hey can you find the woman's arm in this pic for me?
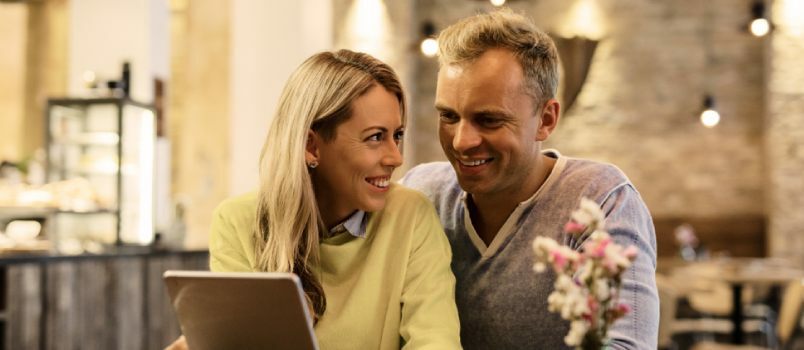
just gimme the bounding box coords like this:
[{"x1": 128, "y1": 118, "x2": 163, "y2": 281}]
[{"x1": 399, "y1": 200, "x2": 462, "y2": 349}]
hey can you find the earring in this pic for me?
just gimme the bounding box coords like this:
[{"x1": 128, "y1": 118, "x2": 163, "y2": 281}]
[{"x1": 307, "y1": 160, "x2": 319, "y2": 169}]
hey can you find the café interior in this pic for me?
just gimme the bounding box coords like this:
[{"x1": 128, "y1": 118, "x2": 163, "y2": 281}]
[{"x1": 0, "y1": 0, "x2": 803, "y2": 349}]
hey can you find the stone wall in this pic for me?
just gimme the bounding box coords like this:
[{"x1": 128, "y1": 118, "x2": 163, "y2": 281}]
[
  {"x1": 0, "y1": 4, "x2": 28, "y2": 161},
  {"x1": 169, "y1": 0, "x2": 231, "y2": 247},
  {"x1": 332, "y1": 0, "x2": 417, "y2": 175},
  {"x1": 0, "y1": 1, "x2": 67, "y2": 162},
  {"x1": 411, "y1": 0, "x2": 767, "y2": 219},
  {"x1": 766, "y1": 0, "x2": 804, "y2": 265}
]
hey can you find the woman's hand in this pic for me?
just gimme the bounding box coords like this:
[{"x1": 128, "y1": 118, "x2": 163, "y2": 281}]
[{"x1": 164, "y1": 335, "x2": 188, "y2": 350}]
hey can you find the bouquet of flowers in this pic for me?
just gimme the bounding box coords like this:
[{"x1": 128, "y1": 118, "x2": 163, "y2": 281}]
[{"x1": 532, "y1": 198, "x2": 638, "y2": 349}]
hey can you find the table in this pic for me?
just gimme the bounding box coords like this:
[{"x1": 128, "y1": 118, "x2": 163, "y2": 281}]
[{"x1": 670, "y1": 258, "x2": 804, "y2": 344}]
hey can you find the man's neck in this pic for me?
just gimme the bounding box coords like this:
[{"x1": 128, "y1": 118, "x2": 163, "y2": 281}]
[{"x1": 468, "y1": 155, "x2": 556, "y2": 245}]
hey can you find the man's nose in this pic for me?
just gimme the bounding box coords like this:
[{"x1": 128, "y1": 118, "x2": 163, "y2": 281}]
[{"x1": 452, "y1": 120, "x2": 481, "y2": 152}]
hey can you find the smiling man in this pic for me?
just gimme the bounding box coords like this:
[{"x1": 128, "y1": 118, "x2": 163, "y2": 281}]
[{"x1": 401, "y1": 9, "x2": 659, "y2": 350}]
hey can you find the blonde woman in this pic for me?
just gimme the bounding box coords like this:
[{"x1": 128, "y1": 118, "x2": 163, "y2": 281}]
[{"x1": 166, "y1": 50, "x2": 461, "y2": 350}]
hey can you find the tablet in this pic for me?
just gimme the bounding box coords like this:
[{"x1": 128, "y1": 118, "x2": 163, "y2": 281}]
[{"x1": 163, "y1": 270, "x2": 319, "y2": 350}]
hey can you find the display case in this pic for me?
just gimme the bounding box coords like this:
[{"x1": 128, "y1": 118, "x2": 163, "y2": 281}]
[{"x1": 45, "y1": 97, "x2": 156, "y2": 248}]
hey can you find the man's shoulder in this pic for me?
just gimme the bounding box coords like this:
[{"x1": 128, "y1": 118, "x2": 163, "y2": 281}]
[
  {"x1": 559, "y1": 156, "x2": 633, "y2": 193},
  {"x1": 399, "y1": 162, "x2": 460, "y2": 193}
]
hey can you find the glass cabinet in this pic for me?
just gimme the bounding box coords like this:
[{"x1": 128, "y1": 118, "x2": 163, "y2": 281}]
[{"x1": 45, "y1": 97, "x2": 156, "y2": 248}]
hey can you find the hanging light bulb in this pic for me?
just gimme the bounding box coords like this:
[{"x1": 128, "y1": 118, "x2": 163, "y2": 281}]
[
  {"x1": 420, "y1": 38, "x2": 438, "y2": 57},
  {"x1": 750, "y1": 18, "x2": 770, "y2": 37},
  {"x1": 490, "y1": 0, "x2": 506, "y2": 7},
  {"x1": 749, "y1": 1, "x2": 771, "y2": 37},
  {"x1": 420, "y1": 21, "x2": 438, "y2": 58},
  {"x1": 700, "y1": 95, "x2": 721, "y2": 128}
]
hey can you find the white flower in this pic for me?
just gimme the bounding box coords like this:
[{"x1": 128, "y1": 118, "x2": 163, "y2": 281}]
[
  {"x1": 565, "y1": 320, "x2": 589, "y2": 346},
  {"x1": 555, "y1": 274, "x2": 574, "y2": 291},
  {"x1": 578, "y1": 259, "x2": 595, "y2": 282},
  {"x1": 593, "y1": 279, "x2": 611, "y2": 301},
  {"x1": 531, "y1": 197, "x2": 640, "y2": 348},
  {"x1": 570, "y1": 197, "x2": 605, "y2": 231},
  {"x1": 561, "y1": 283, "x2": 589, "y2": 319},
  {"x1": 547, "y1": 291, "x2": 565, "y2": 313},
  {"x1": 533, "y1": 262, "x2": 547, "y2": 273}
]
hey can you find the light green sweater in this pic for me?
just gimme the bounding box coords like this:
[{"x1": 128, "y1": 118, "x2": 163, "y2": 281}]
[{"x1": 208, "y1": 184, "x2": 462, "y2": 350}]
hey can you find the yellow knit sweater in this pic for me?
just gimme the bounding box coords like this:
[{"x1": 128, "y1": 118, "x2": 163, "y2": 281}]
[{"x1": 208, "y1": 184, "x2": 462, "y2": 350}]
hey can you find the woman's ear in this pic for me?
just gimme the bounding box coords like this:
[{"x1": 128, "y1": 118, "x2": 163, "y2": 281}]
[
  {"x1": 305, "y1": 129, "x2": 320, "y2": 165},
  {"x1": 536, "y1": 98, "x2": 560, "y2": 141}
]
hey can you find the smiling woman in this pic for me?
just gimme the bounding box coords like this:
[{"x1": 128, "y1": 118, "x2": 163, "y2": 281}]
[
  {"x1": 166, "y1": 50, "x2": 461, "y2": 350},
  {"x1": 309, "y1": 84, "x2": 405, "y2": 227}
]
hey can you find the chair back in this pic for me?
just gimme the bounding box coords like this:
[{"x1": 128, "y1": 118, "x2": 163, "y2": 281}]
[{"x1": 777, "y1": 279, "x2": 803, "y2": 345}]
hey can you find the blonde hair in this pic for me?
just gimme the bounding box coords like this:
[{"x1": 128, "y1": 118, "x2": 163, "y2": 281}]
[
  {"x1": 255, "y1": 50, "x2": 404, "y2": 320},
  {"x1": 437, "y1": 8, "x2": 559, "y2": 106}
]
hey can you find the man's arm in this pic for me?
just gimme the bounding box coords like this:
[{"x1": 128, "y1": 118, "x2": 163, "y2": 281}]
[{"x1": 600, "y1": 184, "x2": 660, "y2": 350}]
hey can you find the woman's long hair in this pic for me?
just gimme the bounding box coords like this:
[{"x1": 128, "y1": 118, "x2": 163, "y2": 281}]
[{"x1": 254, "y1": 50, "x2": 405, "y2": 321}]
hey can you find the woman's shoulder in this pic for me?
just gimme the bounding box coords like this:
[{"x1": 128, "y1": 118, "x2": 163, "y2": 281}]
[
  {"x1": 383, "y1": 183, "x2": 433, "y2": 211},
  {"x1": 213, "y1": 192, "x2": 258, "y2": 227}
]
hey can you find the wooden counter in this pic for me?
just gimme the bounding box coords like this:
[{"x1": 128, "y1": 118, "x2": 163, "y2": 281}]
[{"x1": 0, "y1": 248, "x2": 208, "y2": 350}]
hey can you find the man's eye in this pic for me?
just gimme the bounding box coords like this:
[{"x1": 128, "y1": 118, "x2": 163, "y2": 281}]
[
  {"x1": 479, "y1": 117, "x2": 504, "y2": 128},
  {"x1": 439, "y1": 112, "x2": 458, "y2": 123}
]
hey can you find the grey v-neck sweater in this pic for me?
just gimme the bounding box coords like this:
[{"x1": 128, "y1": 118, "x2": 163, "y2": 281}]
[{"x1": 400, "y1": 150, "x2": 659, "y2": 350}]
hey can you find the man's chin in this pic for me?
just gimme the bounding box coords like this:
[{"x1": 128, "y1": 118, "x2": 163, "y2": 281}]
[{"x1": 455, "y1": 177, "x2": 489, "y2": 196}]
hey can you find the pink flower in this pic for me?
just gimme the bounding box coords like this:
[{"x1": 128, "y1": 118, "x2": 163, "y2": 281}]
[
  {"x1": 564, "y1": 221, "x2": 587, "y2": 235},
  {"x1": 585, "y1": 236, "x2": 610, "y2": 258},
  {"x1": 623, "y1": 245, "x2": 638, "y2": 260},
  {"x1": 550, "y1": 250, "x2": 569, "y2": 271},
  {"x1": 532, "y1": 197, "x2": 641, "y2": 348},
  {"x1": 617, "y1": 303, "x2": 630, "y2": 314}
]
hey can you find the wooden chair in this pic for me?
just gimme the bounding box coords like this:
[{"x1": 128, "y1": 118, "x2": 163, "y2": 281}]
[{"x1": 691, "y1": 279, "x2": 803, "y2": 350}]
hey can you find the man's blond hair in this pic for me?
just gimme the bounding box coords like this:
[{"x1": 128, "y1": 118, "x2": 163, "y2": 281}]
[{"x1": 437, "y1": 8, "x2": 559, "y2": 106}]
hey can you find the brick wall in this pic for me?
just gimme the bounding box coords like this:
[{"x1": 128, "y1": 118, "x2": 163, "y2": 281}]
[
  {"x1": 766, "y1": 0, "x2": 804, "y2": 265},
  {"x1": 411, "y1": 0, "x2": 767, "y2": 219}
]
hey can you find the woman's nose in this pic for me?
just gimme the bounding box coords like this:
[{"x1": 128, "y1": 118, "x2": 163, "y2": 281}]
[{"x1": 383, "y1": 140, "x2": 403, "y2": 168}]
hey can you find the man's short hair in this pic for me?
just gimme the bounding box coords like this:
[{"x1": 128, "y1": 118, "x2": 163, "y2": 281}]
[{"x1": 437, "y1": 8, "x2": 559, "y2": 107}]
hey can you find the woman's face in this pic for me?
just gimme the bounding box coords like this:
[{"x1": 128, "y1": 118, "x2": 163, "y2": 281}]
[{"x1": 310, "y1": 84, "x2": 404, "y2": 226}]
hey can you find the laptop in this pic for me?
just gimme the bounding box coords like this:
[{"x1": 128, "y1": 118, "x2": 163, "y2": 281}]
[{"x1": 163, "y1": 270, "x2": 319, "y2": 350}]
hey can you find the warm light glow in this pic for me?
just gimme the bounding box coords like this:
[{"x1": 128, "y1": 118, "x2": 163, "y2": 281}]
[
  {"x1": 420, "y1": 38, "x2": 438, "y2": 57},
  {"x1": 138, "y1": 109, "x2": 155, "y2": 244},
  {"x1": 700, "y1": 109, "x2": 721, "y2": 128},
  {"x1": 750, "y1": 18, "x2": 771, "y2": 36},
  {"x1": 779, "y1": 0, "x2": 804, "y2": 37},
  {"x1": 91, "y1": 157, "x2": 119, "y2": 174},
  {"x1": 558, "y1": 0, "x2": 606, "y2": 39},
  {"x1": 344, "y1": 0, "x2": 392, "y2": 59},
  {"x1": 86, "y1": 132, "x2": 119, "y2": 145},
  {"x1": 82, "y1": 70, "x2": 97, "y2": 84},
  {"x1": 490, "y1": 0, "x2": 506, "y2": 6}
]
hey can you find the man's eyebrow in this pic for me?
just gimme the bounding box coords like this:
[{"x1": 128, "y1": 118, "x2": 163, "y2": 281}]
[
  {"x1": 472, "y1": 107, "x2": 512, "y2": 118},
  {"x1": 434, "y1": 103, "x2": 453, "y2": 112}
]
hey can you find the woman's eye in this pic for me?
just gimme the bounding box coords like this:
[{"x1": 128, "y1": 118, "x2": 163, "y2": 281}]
[
  {"x1": 393, "y1": 130, "x2": 405, "y2": 142},
  {"x1": 366, "y1": 133, "x2": 382, "y2": 142}
]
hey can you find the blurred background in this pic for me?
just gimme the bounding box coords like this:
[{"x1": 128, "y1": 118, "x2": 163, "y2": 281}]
[{"x1": 0, "y1": 0, "x2": 802, "y2": 349}]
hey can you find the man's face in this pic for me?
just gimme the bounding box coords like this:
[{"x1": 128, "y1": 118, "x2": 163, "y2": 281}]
[{"x1": 435, "y1": 48, "x2": 547, "y2": 198}]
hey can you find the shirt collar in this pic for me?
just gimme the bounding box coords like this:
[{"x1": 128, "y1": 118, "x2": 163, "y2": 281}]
[{"x1": 328, "y1": 210, "x2": 368, "y2": 238}]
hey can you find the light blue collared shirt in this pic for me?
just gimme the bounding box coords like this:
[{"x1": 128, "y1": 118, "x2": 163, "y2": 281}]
[{"x1": 328, "y1": 210, "x2": 368, "y2": 238}]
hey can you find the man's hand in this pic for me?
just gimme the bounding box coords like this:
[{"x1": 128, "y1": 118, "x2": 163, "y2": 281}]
[{"x1": 164, "y1": 335, "x2": 188, "y2": 350}]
